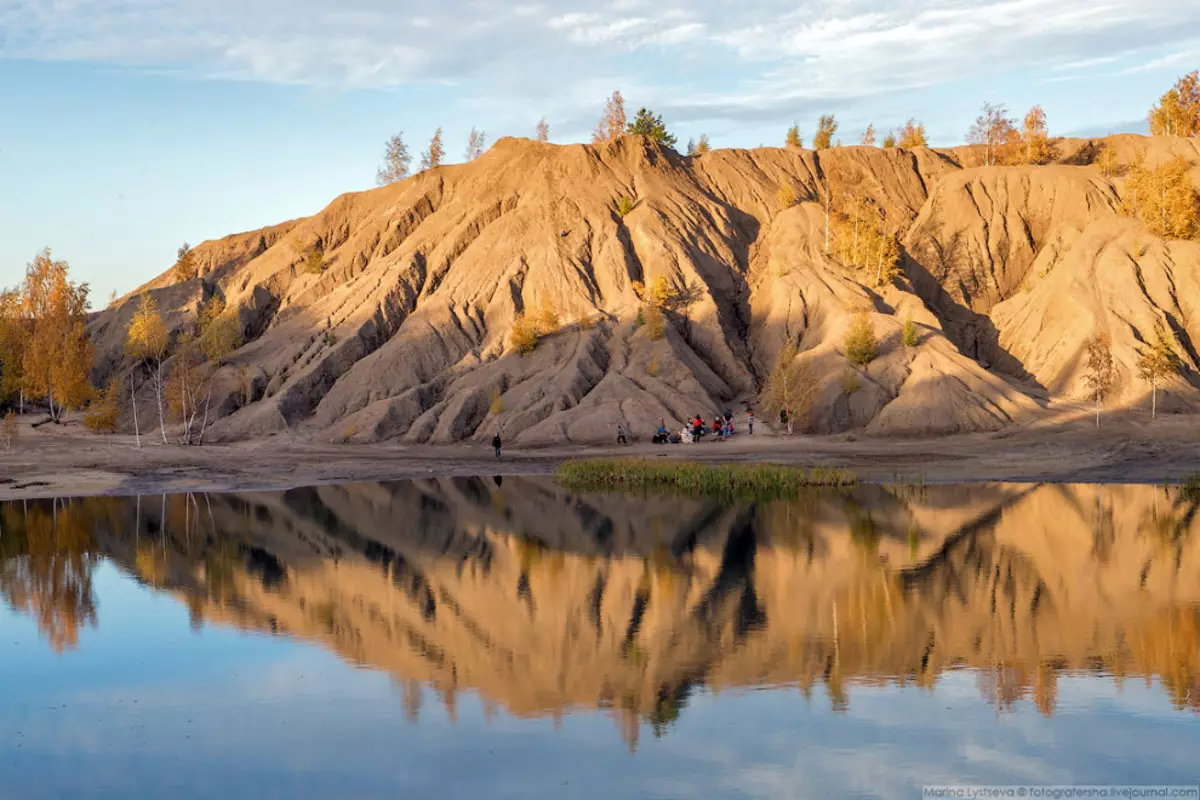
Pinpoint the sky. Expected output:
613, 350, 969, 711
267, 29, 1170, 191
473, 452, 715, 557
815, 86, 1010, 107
1, 0, 1199, 302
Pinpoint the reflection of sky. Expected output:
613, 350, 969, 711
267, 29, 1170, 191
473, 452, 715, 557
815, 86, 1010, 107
1, 563, 1198, 800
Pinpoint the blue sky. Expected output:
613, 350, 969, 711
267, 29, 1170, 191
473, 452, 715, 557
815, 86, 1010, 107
1, 0, 1198, 302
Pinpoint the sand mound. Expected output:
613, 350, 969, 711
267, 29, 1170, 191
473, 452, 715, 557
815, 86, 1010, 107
87, 134, 1200, 442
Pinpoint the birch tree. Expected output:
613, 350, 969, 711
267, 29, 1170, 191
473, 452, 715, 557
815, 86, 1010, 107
376, 133, 412, 185
1082, 334, 1115, 428
1136, 326, 1179, 419
465, 127, 487, 161
419, 128, 445, 171
592, 91, 627, 144
21, 250, 92, 423
126, 295, 170, 444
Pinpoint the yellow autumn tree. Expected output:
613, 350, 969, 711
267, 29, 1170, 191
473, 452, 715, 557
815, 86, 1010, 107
967, 102, 1016, 166
1096, 142, 1120, 178
830, 179, 902, 285
1136, 325, 1180, 419
760, 341, 815, 434
897, 119, 928, 148
198, 297, 243, 362
510, 313, 539, 355
632, 276, 678, 340
83, 376, 122, 433
860, 124, 877, 146
173, 243, 198, 282
785, 123, 803, 149
167, 298, 243, 445
1014, 106, 1057, 165
536, 295, 561, 335
125, 294, 170, 444
1148, 71, 1200, 137
592, 90, 627, 144
1082, 333, 1115, 428
20, 250, 93, 423
813, 114, 838, 150
1122, 156, 1200, 240
0, 288, 28, 410
844, 312, 877, 365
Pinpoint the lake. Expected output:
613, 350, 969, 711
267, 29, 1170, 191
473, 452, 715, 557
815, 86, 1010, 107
1, 479, 1198, 799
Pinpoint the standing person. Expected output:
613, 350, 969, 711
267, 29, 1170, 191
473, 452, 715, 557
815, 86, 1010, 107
617, 424, 628, 445
780, 407, 790, 434
748, 410, 755, 435
493, 432, 502, 460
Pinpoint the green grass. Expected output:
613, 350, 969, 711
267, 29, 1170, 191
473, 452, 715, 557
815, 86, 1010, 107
555, 458, 855, 499
1180, 473, 1200, 502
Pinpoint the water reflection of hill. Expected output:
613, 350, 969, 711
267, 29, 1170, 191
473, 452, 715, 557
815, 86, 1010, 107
2, 480, 1198, 749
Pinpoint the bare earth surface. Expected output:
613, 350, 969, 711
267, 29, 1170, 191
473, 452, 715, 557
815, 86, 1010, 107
2, 409, 1198, 500
82, 134, 1200, 449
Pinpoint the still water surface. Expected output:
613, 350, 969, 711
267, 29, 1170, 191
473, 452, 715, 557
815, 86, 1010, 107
1, 479, 1198, 799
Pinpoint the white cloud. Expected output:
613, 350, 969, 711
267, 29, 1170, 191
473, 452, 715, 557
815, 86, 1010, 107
1, 0, 1198, 129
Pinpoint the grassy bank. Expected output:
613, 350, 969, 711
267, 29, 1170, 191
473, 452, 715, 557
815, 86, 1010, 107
555, 458, 856, 499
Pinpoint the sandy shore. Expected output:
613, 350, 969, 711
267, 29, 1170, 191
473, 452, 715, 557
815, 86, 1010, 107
2, 408, 1199, 500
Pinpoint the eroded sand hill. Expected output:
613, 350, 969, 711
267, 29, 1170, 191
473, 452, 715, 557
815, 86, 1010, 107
87, 134, 1200, 443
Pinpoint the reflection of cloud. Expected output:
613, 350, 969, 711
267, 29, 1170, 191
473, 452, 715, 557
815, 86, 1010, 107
959, 743, 1061, 784
1, 1, 1198, 126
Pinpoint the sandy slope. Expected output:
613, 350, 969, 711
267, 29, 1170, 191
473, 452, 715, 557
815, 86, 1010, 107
80, 133, 1200, 446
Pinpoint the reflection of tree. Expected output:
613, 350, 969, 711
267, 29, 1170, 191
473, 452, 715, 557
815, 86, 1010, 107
4, 480, 1200, 745
649, 680, 693, 738
1134, 606, 1200, 713
0, 499, 109, 653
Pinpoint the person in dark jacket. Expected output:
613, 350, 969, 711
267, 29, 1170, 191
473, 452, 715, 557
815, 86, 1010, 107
492, 433, 502, 459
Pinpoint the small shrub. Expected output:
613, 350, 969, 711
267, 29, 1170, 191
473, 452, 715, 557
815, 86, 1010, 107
634, 308, 646, 328
1181, 473, 1200, 502
510, 313, 539, 355
489, 389, 505, 415
341, 422, 359, 442
323, 331, 339, 347
84, 377, 122, 433
305, 245, 325, 275
777, 183, 798, 210
537, 296, 561, 335
615, 196, 637, 219
844, 312, 877, 365
840, 369, 861, 395
901, 315, 919, 348
1, 410, 16, 450
645, 305, 666, 340
199, 299, 244, 362
646, 357, 661, 377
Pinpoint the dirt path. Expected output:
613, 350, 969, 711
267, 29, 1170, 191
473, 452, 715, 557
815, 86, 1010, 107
1, 411, 1198, 500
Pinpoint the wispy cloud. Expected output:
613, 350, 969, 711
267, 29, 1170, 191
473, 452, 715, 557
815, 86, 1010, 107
1, 0, 1198, 128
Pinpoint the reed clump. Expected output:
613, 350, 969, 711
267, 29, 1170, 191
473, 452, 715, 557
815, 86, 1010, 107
555, 458, 855, 499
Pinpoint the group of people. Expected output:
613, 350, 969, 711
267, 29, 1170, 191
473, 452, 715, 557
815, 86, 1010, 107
490, 406, 767, 459
642, 409, 756, 445
491, 406, 767, 458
